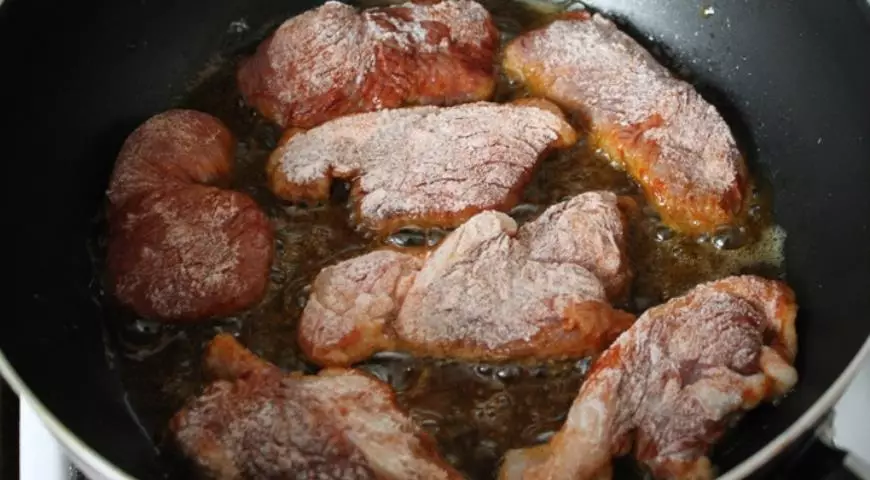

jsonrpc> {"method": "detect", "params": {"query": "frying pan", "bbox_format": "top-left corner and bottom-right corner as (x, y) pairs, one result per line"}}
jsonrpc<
(1, 0), (869, 478)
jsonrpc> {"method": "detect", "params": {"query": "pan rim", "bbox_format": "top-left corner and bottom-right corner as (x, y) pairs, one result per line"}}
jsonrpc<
(1, 336), (869, 480)
(719, 335), (870, 479)
(0, 352), (136, 480)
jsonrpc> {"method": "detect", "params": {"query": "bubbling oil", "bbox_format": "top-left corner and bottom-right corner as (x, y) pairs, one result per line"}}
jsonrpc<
(99, 2), (786, 479)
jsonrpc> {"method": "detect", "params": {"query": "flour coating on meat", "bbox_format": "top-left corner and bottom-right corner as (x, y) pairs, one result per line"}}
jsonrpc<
(504, 13), (747, 233)
(301, 250), (422, 365)
(170, 335), (460, 480)
(238, 0), (498, 128)
(500, 275), (798, 480)
(268, 101), (577, 233)
(299, 191), (634, 365)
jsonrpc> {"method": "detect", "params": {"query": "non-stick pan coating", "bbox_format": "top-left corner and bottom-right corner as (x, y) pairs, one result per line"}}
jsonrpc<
(2, 0), (869, 478)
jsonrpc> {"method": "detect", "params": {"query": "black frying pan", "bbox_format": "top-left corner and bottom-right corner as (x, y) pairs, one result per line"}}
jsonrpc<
(2, 0), (869, 478)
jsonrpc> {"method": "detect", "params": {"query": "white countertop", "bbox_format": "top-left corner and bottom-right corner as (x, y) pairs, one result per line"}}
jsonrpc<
(833, 353), (870, 478)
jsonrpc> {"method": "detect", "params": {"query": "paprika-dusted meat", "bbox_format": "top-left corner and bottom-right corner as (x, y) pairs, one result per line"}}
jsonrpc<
(299, 191), (634, 366)
(169, 334), (461, 480)
(106, 110), (273, 321)
(503, 13), (748, 234)
(499, 275), (798, 480)
(267, 100), (577, 234)
(238, 0), (498, 128)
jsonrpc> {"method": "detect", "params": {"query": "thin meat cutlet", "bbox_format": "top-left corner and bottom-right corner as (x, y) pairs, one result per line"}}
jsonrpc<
(169, 334), (462, 480)
(504, 12), (748, 235)
(267, 100), (577, 235)
(238, 0), (498, 129)
(298, 191), (635, 366)
(499, 275), (797, 480)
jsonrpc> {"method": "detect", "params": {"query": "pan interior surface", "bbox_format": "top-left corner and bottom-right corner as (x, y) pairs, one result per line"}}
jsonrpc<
(2, 0), (870, 478)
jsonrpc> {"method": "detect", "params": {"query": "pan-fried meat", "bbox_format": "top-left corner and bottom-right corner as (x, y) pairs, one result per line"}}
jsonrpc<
(299, 191), (634, 366)
(106, 110), (273, 322)
(268, 101), (577, 234)
(301, 250), (422, 366)
(503, 13), (748, 234)
(170, 334), (461, 480)
(500, 275), (798, 480)
(238, 0), (498, 128)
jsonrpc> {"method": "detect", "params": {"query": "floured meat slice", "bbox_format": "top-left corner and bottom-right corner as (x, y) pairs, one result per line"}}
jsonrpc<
(106, 110), (274, 322)
(238, 0), (498, 128)
(170, 334), (461, 480)
(268, 101), (577, 234)
(301, 250), (423, 366)
(500, 276), (798, 480)
(503, 13), (748, 234)
(299, 191), (634, 366)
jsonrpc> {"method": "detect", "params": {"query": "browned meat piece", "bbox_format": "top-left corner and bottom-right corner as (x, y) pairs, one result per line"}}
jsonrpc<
(500, 275), (798, 480)
(268, 101), (577, 234)
(299, 191), (634, 366)
(106, 110), (274, 321)
(237, 0), (498, 129)
(503, 13), (748, 234)
(170, 334), (461, 480)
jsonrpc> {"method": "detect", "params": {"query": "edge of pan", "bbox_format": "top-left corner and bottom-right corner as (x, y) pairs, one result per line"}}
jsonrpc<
(1, 336), (869, 480)
(720, 334), (870, 479)
(0, 352), (135, 480)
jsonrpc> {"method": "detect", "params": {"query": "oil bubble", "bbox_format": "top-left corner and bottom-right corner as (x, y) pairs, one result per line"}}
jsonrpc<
(128, 318), (163, 336)
(509, 203), (541, 225)
(360, 364), (390, 384)
(386, 227), (427, 248)
(712, 225), (748, 250)
(427, 228), (447, 247)
(533, 430), (557, 444)
(495, 365), (522, 382)
(574, 357), (592, 376)
(371, 351), (414, 362)
(653, 225), (674, 242)
(748, 204), (763, 219)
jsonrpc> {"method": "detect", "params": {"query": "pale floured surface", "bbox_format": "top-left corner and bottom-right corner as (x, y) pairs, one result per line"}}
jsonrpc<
(503, 14), (746, 233)
(238, 0), (498, 128)
(170, 335), (459, 480)
(268, 101), (577, 233)
(299, 191), (633, 365)
(500, 275), (798, 480)
(301, 250), (423, 365)
(519, 191), (631, 298)
(396, 199), (622, 354)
